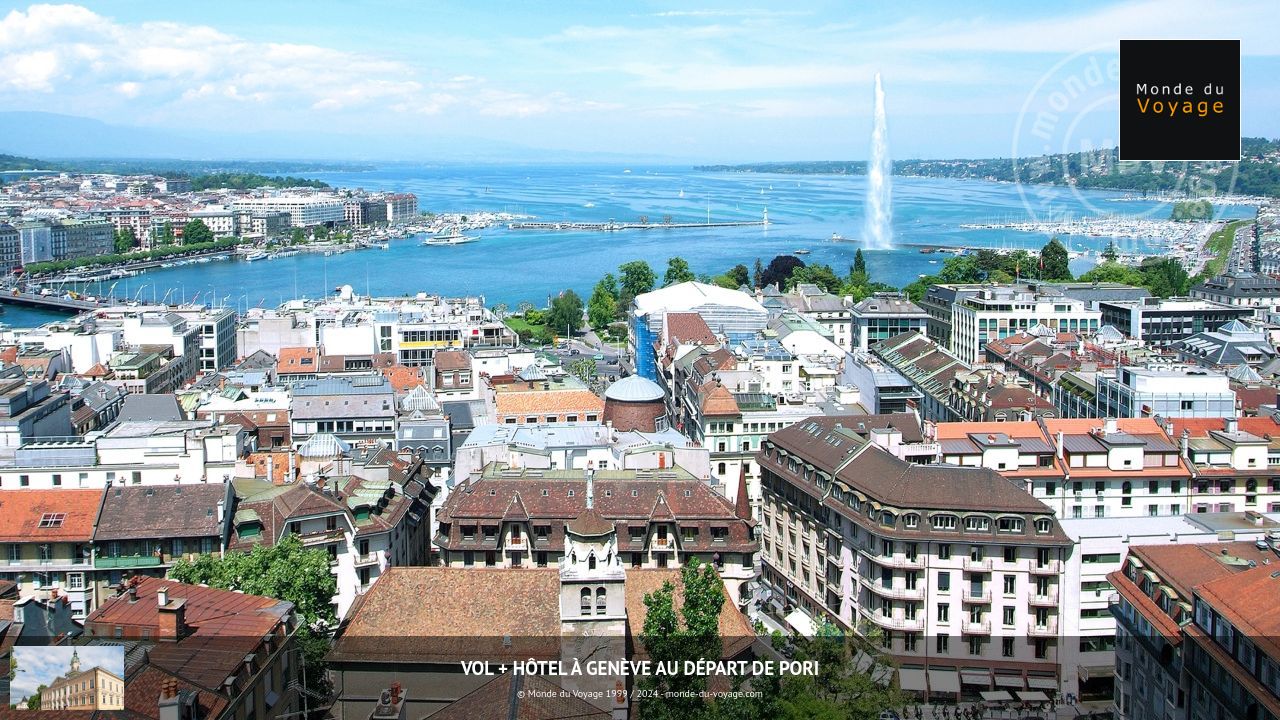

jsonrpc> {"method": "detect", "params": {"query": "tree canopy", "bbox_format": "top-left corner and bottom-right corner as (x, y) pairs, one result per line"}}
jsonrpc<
(588, 274), (620, 329)
(1039, 238), (1072, 281)
(182, 218), (215, 246)
(664, 256), (696, 286)
(758, 255), (806, 290)
(546, 289), (585, 336)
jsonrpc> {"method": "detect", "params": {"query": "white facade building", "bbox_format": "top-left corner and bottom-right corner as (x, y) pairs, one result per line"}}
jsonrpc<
(231, 196), (345, 227)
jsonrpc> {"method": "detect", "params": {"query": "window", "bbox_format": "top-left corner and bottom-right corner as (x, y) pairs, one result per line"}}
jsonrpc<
(936, 635), (949, 654)
(580, 588), (592, 615)
(1003, 607), (1015, 626)
(1003, 546), (1017, 563)
(937, 571), (950, 592)
(938, 544), (951, 560)
(37, 513), (65, 528)
(996, 517), (1024, 533)
(1002, 575), (1016, 595)
(595, 588), (607, 615)
(485, 551), (496, 567)
(1002, 637), (1015, 657)
(937, 603), (950, 622)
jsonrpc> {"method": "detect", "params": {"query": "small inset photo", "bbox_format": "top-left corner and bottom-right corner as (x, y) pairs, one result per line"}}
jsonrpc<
(9, 646), (125, 712)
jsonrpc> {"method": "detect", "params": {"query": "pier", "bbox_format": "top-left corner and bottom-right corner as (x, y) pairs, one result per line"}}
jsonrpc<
(508, 213), (769, 233)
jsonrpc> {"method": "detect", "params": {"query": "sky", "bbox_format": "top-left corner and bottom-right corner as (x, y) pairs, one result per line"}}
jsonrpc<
(0, 1), (1278, 161)
(10, 646), (124, 705)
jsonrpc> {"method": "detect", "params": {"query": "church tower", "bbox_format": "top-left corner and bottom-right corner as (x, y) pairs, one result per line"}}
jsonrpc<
(558, 466), (628, 720)
(70, 649), (81, 674)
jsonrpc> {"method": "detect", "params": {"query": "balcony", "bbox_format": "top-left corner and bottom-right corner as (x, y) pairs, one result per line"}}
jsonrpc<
(861, 548), (924, 569)
(962, 619), (992, 634)
(864, 579), (925, 601)
(506, 536), (527, 550)
(651, 537), (675, 552)
(6, 558), (93, 570)
(962, 588), (992, 603)
(1028, 618), (1059, 636)
(1029, 560), (1062, 575)
(963, 557), (993, 571)
(1029, 593), (1059, 607)
(299, 529), (346, 547)
(868, 613), (924, 631)
(95, 555), (164, 569)
(353, 552), (381, 567)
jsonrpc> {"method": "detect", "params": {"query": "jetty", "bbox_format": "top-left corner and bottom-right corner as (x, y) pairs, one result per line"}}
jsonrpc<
(508, 211), (770, 233)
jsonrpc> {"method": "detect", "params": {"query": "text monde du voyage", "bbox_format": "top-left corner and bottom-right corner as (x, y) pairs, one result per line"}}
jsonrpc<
(1134, 82), (1228, 118)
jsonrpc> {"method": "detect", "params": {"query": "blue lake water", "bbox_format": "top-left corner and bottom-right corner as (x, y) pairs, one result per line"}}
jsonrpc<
(5, 165), (1255, 327)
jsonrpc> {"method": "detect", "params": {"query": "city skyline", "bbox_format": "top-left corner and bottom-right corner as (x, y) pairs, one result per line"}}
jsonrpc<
(0, 1), (1278, 162)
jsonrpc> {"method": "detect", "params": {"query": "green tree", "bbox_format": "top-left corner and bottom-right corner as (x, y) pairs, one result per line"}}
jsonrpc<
(619, 260), (657, 298)
(158, 222), (176, 246)
(314, 225), (330, 241)
(545, 289), (585, 337)
(759, 255), (806, 289)
(113, 228), (137, 254)
(588, 276), (619, 329)
(853, 249), (867, 276)
(752, 258), (764, 288)
(26, 685), (45, 711)
(1039, 238), (1072, 280)
(768, 623), (907, 720)
(637, 558), (725, 720)
(182, 219), (214, 246)
(169, 534), (338, 700)
(663, 256), (696, 286)
(290, 227), (307, 245)
(789, 263), (842, 293)
(567, 357), (597, 385)
(1140, 257), (1191, 297)
(724, 264), (750, 288)
(1102, 240), (1119, 262)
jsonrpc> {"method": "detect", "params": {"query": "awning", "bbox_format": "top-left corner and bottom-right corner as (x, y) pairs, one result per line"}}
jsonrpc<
(1026, 677), (1059, 690)
(898, 667), (928, 692)
(1017, 691), (1050, 702)
(785, 609), (816, 638)
(994, 674), (1023, 688)
(980, 690), (1013, 702)
(960, 670), (990, 685)
(928, 668), (961, 694)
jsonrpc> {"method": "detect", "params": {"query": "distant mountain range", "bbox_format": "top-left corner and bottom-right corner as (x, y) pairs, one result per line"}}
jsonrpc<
(0, 111), (676, 166)
(696, 138), (1280, 197)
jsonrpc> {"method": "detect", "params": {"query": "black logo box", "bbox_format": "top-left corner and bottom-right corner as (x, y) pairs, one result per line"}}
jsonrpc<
(1119, 39), (1240, 162)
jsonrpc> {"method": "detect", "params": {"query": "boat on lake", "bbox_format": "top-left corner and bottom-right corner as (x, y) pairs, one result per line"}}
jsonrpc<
(243, 251), (268, 262)
(424, 229), (479, 246)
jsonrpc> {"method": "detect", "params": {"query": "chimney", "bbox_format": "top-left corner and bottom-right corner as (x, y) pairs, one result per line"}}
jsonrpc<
(158, 594), (187, 642)
(1180, 429), (1190, 459)
(1103, 418), (1118, 435)
(216, 498), (225, 524)
(585, 463), (595, 509)
(1225, 417), (1239, 434)
(1055, 430), (1064, 460)
(128, 585), (138, 603)
(157, 586), (168, 607)
(369, 683), (408, 720)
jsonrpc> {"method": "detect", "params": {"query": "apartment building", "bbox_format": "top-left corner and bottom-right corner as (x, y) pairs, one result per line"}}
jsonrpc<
(1099, 297), (1252, 346)
(759, 416), (1073, 698)
(1169, 416), (1280, 514)
(851, 293), (929, 352)
(872, 331), (970, 422)
(289, 375), (397, 446)
(1053, 365), (1242, 420)
(0, 417), (243, 489)
(950, 285), (1101, 364)
(0, 489), (100, 617)
(1109, 541), (1280, 720)
(773, 283), (856, 351)
(384, 193), (419, 223)
(83, 577), (300, 720)
(0, 222), (20, 272)
(229, 446), (434, 618)
(1191, 270), (1280, 317)
(91, 484), (230, 604)
(230, 195), (344, 227)
(433, 464), (759, 605)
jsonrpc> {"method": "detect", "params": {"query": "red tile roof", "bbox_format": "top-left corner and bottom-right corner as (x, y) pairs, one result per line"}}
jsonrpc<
(380, 365), (424, 394)
(1169, 416), (1280, 438)
(0, 489), (101, 542)
(275, 347), (316, 374)
(665, 312), (718, 346)
(433, 350), (472, 371)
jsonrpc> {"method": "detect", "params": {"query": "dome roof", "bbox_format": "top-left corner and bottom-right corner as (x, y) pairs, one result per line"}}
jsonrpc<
(298, 433), (351, 459)
(604, 375), (665, 402)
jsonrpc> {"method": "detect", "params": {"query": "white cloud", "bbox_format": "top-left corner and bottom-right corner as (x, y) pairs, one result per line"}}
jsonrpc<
(0, 3), (604, 128)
